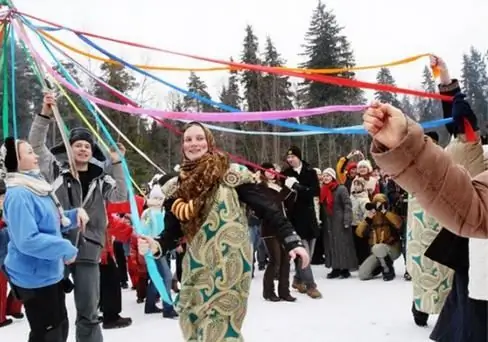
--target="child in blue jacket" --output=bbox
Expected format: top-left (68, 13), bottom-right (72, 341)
top-left (1, 137), bottom-right (88, 341)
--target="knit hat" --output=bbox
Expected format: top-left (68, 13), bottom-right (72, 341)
top-left (322, 167), bottom-right (336, 180)
top-left (2, 137), bottom-right (20, 173)
top-left (51, 127), bottom-right (106, 162)
top-left (261, 162), bottom-right (275, 170)
top-left (346, 162), bottom-right (357, 172)
top-left (286, 146), bottom-right (302, 160)
top-left (357, 159), bottom-right (373, 173)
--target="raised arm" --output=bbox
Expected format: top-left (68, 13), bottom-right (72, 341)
top-left (28, 108), bottom-right (60, 183)
top-left (370, 114), bottom-right (488, 239)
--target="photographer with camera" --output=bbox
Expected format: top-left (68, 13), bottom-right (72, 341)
top-left (355, 194), bottom-right (403, 281)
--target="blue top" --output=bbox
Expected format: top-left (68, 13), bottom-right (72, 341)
top-left (3, 180), bottom-right (78, 289)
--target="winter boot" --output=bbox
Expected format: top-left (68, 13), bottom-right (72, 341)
top-left (0, 319), bottom-right (13, 328)
top-left (163, 308), bottom-right (179, 319)
top-left (102, 315), bottom-right (132, 329)
top-left (263, 292), bottom-right (280, 302)
top-left (292, 279), bottom-right (307, 293)
top-left (411, 301), bottom-right (429, 327)
top-left (279, 294), bottom-right (297, 302)
top-left (326, 269), bottom-right (341, 279)
top-left (306, 287), bottom-right (322, 299)
top-left (339, 269), bottom-right (351, 279)
top-left (381, 256), bottom-right (396, 281)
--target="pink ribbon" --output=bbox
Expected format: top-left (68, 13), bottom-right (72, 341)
top-left (16, 21), bottom-right (367, 123)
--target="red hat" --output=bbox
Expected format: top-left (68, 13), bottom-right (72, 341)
top-left (346, 162), bottom-right (357, 172)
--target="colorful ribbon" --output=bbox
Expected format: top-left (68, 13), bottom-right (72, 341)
top-left (39, 29), bottom-right (431, 74)
top-left (27, 19), bottom-right (454, 137)
top-left (9, 25), bottom-right (16, 138)
top-left (17, 11), bottom-right (452, 102)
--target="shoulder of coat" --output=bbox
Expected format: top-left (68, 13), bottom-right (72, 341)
top-left (222, 163), bottom-right (255, 188)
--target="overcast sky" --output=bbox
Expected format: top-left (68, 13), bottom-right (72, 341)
top-left (12, 0), bottom-right (488, 106)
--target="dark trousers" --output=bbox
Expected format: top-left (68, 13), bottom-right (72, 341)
top-left (13, 281), bottom-right (68, 342)
top-left (113, 241), bottom-right (128, 284)
top-left (263, 237), bottom-right (291, 297)
top-left (99, 257), bottom-right (122, 322)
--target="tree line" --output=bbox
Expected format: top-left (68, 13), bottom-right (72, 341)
top-left (1, 1), bottom-right (487, 183)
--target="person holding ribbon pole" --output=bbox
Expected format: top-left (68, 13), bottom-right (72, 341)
top-left (28, 93), bottom-right (128, 342)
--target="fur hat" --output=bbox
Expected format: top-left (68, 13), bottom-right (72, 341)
top-left (51, 127), bottom-right (106, 162)
top-left (286, 146), bottom-right (302, 160)
top-left (322, 167), bottom-right (336, 180)
top-left (357, 159), bottom-right (373, 173)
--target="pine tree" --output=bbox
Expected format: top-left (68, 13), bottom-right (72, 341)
top-left (92, 62), bottom-right (151, 182)
top-left (299, 1), bottom-right (363, 107)
top-left (261, 36), bottom-right (293, 111)
top-left (461, 46), bottom-right (488, 125)
top-left (298, 0), bottom-right (364, 166)
top-left (416, 66), bottom-right (442, 122)
top-left (240, 25), bottom-right (264, 112)
top-left (400, 96), bottom-right (416, 119)
top-left (374, 68), bottom-right (401, 108)
top-left (0, 43), bottom-right (43, 139)
top-left (183, 72), bottom-right (214, 112)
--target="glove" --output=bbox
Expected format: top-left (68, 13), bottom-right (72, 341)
top-left (285, 177), bottom-right (298, 189)
top-left (452, 92), bottom-right (478, 134)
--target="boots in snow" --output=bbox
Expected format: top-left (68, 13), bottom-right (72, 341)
top-left (102, 315), bottom-right (132, 329)
top-left (381, 255), bottom-right (396, 281)
top-left (411, 301), bottom-right (429, 327)
top-left (326, 269), bottom-right (341, 279)
top-left (0, 318), bottom-right (13, 328)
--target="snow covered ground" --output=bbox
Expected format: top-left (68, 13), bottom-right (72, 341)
top-left (3, 261), bottom-right (435, 341)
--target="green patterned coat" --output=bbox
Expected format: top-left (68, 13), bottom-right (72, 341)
top-left (161, 164), bottom-right (301, 341)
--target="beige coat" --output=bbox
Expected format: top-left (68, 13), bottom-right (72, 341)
top-left (406, 135), bottom-right (484, 313)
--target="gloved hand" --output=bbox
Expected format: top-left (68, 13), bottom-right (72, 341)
top-left (285, 177), bottom-right (298, 189)
top-left (452, 92), bottom-right (478, 135)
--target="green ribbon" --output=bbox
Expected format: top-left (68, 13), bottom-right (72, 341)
top-left (2, 23), bottom-right (10, 138)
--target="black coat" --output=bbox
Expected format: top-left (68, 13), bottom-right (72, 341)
top-left (156, 183), bottom-right (302, 253)
top-left (282, 161), bottom-right (321, 240)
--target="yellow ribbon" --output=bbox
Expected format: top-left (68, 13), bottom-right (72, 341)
top-left (49, 75), bottom-right (147, 197)
top-left (40, 30), bottom-right (431, 74)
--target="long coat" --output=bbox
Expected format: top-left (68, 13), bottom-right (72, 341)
top-left (282, 161), bottom-right (321, 240)
top-left (323, 184), bottom-right (357, 270)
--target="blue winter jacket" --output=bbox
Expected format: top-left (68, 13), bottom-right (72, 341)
top-left (3, 181), bottom-right (79, 289)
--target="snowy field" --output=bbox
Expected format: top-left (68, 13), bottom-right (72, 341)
top-left (3, 261), bottom-right (435, 341)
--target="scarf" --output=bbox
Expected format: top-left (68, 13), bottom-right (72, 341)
top-left (5, 172), bottom-right (71, 227)
top-left (174, 151), bottom-right (229, 241)
top-left (320, 180), bottom-right (338, 215)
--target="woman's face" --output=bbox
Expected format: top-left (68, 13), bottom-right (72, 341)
top-left (264, 169), bottom-right (275, 180)
top-left (18, 142), bottom-right (39, 171)
top-left (323, 173), bottom-right (333, 184)
top-left (358, 166), bottom-right (369, 176)
top-left (183, 125), bottom-right (209, 161)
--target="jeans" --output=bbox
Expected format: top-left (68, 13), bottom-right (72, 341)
top-left (294, 239), bottom-right (317, 289)
top-left (145, 258), bottom-right (174, 312)
top-left (250, 225), bottom-right (267, 266)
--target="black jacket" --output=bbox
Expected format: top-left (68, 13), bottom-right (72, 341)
top-left (282, 161), bottom-right (321, 239)
top-left (156, 183), bottom-right (303, 253)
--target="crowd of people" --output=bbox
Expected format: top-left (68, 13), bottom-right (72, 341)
top-left (0, 55), bottom-right (486, 342)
